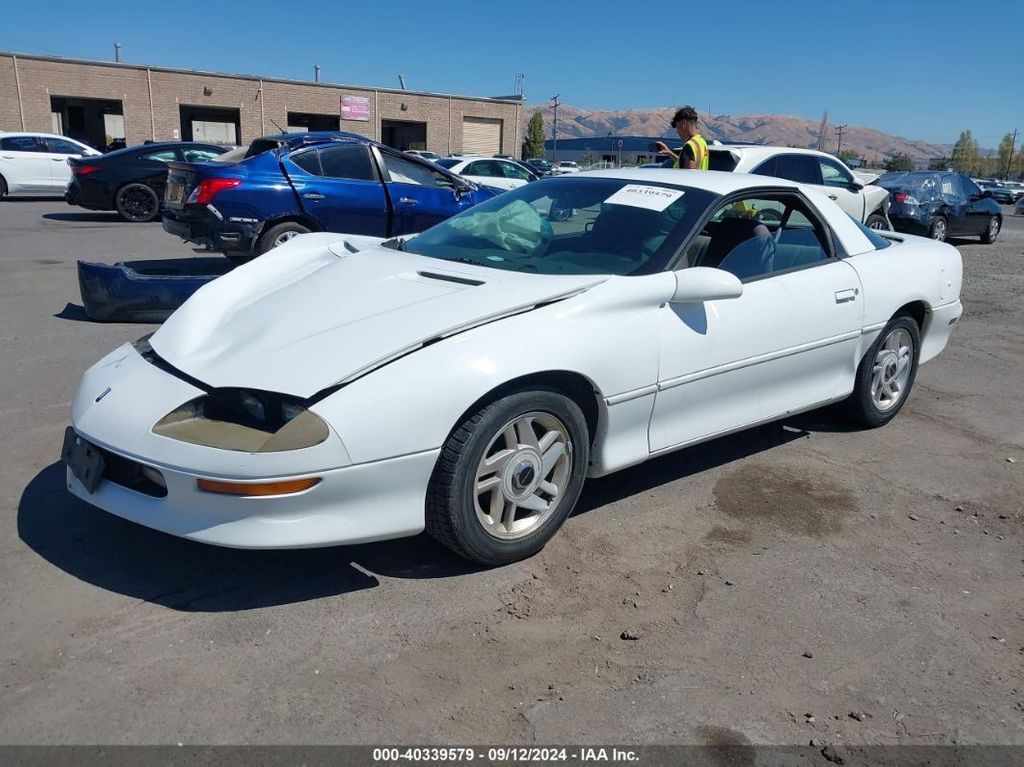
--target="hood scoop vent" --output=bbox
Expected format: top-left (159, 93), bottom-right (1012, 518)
top-left (416, 271), bottom-right (485, 287)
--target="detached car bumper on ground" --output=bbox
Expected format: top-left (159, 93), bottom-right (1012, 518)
top-left (66, 171), bottom-right (963, 565)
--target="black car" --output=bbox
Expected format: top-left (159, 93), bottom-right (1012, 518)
top-left (876, 171), bottom-right (1002, 243)
top-left (523, 158), bottom-right (554, 176)
top-left (66, 141), bottom-right (227, 222)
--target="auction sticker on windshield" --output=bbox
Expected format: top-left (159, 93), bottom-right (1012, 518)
top-left (604, 184), bottom-right (684, 212)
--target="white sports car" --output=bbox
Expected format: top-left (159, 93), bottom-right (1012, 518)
top-left (64, 170), bottom-right (963, 565)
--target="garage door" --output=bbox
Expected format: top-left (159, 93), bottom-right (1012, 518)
top-left (462, 117), bottom-right (502, 155)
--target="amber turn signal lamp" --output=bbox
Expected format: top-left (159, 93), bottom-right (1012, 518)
top-left (196, 477), bottom-right (321, 496)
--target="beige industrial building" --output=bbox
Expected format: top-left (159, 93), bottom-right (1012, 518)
top-left (0, 52), bottom-right (522, 157)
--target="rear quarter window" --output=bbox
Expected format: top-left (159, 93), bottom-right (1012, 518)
top-left (708, 151), bottom-right (738, 172)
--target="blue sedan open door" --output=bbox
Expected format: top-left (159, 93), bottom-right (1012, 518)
top-left (375, 149), bottom-right (477, 234)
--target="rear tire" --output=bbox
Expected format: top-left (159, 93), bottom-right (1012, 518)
top-left (844, 313), bottom-right (920, 428)
top-left (256, 222), bottom-right (311, 255)
top-left (115, 183), bottom-right (160, 222)
top-left (865, 212), bottom-right (890, 230)
top-left (426, 388), bottom-right (590, 566)
top-left (980, 215), bottom-right (1000, 244)
top-left (0, 174), bottom-right (7, 200)
top-left (929, 216), bottom-right (948, 242)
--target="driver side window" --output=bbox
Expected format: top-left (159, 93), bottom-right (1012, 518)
top-left (687, 194), bottom-right (832, 281)
top-left (819, 158), bottom-right (853, 188)
top-left (380, 152), bottom-right (452, 188)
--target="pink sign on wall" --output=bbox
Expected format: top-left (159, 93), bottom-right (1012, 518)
top-left (341, 95), bottom-right (371, 122)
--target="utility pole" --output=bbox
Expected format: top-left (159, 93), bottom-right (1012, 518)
top-left (114, 42), bottom-right (122, 63)
top-left (314, 64), bottom-right (321, 83)
top-left (834, 124), bottom-right (847, 156)
top-left (1005, 127), bottom-right (1018, 180)
top-left (550, 94), bottom-right (560, 163)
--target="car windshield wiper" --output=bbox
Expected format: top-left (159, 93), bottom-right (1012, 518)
top-left (382, 237), bottom-right (407, 251)
top-left (436, 256), bottom-right (490, 267)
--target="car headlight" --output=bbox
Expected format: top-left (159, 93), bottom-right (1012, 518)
top-left (153, 388), bottom-right (329, 453)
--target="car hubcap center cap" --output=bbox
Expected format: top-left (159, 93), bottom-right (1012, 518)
top-left (504, 449), bottom-right (541, 500)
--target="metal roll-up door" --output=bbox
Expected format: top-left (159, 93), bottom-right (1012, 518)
top-left (462, 117), bottom-right (502, 155)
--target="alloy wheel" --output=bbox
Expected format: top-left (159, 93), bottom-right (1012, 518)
top-left (870, 328), bottom-right (914, 412)
top-left (121, 188), bottom-right (156, 221)
top-left (988, 218), bottom-right (1000, 241)
top-left (273, 230), bottom-right (301, 247)
top-left (473, 412), bottom-right (572, 540)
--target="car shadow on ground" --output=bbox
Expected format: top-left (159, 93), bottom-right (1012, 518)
top-left (3, 195), bottom-right (66, 203)
top-left (42, 211), bottom-right (129, 223)
top-left (18, 411), bottom-right (856, 612)
top-left (18, 462), bottom-right (482, 612)
top-left (572, 413), bottom-right (848, 516)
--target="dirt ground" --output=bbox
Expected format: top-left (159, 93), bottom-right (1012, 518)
top-left (0, 199), bottom-right (1021, 751)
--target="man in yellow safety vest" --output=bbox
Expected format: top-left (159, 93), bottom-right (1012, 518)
top-left (655, 106), bottom-right (709, 170)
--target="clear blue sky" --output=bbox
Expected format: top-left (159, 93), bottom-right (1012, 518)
top-left (2, 0), bottom-right (1022, 148)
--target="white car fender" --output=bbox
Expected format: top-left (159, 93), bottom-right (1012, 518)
top-left (313, 271), bottom-right (679, 472)
top-left (844, 234), bottom-right (963, 363)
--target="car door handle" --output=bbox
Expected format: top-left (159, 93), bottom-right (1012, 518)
top-left (399, 197), bottom-right (418, 205)
top-left (835, 289), bottom-right (858, 304)
top-left (302, 192), bottom-right (325, 200)
top-left (828, 193), bottom-right (838, 200)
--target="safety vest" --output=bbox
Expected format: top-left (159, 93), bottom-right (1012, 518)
top-left (673, 134), bottom-right (709, 170)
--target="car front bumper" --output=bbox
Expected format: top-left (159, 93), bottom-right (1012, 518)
top-left (66, 343), bottom-right (435, 548)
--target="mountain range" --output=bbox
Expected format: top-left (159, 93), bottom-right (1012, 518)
top-left (522, 105), bottom-right (951, 162)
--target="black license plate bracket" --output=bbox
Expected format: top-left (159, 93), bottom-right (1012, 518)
top-left (62, 427), bottom-right (105, 494)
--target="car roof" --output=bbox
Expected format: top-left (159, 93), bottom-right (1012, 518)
top-left (582, 167), bottom-right (807, 195)
top-left (0, 131), bottom-right (90, 142)
top-left (710, 144), bottom-right (836, 162)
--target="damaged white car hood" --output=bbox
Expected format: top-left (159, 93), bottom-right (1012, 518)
top-left (150, 238), bottom-right (602, 399)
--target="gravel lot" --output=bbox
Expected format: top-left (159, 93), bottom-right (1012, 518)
top-left (0, 198), bottom-right (1021, 750)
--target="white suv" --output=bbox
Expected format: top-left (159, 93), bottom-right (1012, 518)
top-left (708, 145), bottom-right (891, 229)
top-left (0, 132), bottom-right (100, 198)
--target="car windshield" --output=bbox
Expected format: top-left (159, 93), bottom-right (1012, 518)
top-left (403, 177), bottom-right (715, 276)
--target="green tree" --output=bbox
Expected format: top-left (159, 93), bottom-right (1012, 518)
top-left (997, 132), bottom-right (1016, 179)
top-left (950, 130), bottom-right (979, 174)
top-left (523, 112), bottom-right (546, 159)
top-left (928, 156), bottom-right (952, 171)
top-left (837, 148), bottom-right (862, 165)
top-left (884, 153), bottom-right (914, 172)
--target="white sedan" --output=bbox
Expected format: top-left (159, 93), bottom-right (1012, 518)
top-left (64, 170), bottom-right (962, 565)
top-left (0, 131), bottom-right (100, 198)
top-left (708, 145), bottom-right (892, 229)
top-left (435, 156), bottom-right (537, 191)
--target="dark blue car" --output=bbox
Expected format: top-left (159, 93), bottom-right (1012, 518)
top-left (162, 132), bottom-right (499, 259)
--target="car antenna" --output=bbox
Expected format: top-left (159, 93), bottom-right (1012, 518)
top-left (268, 117), bottom-right (285, 133)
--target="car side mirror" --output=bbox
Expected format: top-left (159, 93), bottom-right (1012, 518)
top-left (850, 177), bottom-right (864, 189)
top-left (671, 267), bottom-right (743, 303)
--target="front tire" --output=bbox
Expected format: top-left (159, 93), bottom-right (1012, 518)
top-left (426, 389), bottom-right (590, 566)
top-left (929, 215), bottom-right (948, 242)
top-left (844, 314), bottom-right (920, 428)
top-left (115, 183), bottom-right (160, 222)
top-left (980, 215), bottom-right (1000, 244)
top-left (865, 212), bottom-right (890, 230)
top-left (256, 221), bottom-right (311, 255)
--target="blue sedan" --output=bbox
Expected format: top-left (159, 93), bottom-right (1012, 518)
top-left (162, 132), bottom-right (499, 259)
